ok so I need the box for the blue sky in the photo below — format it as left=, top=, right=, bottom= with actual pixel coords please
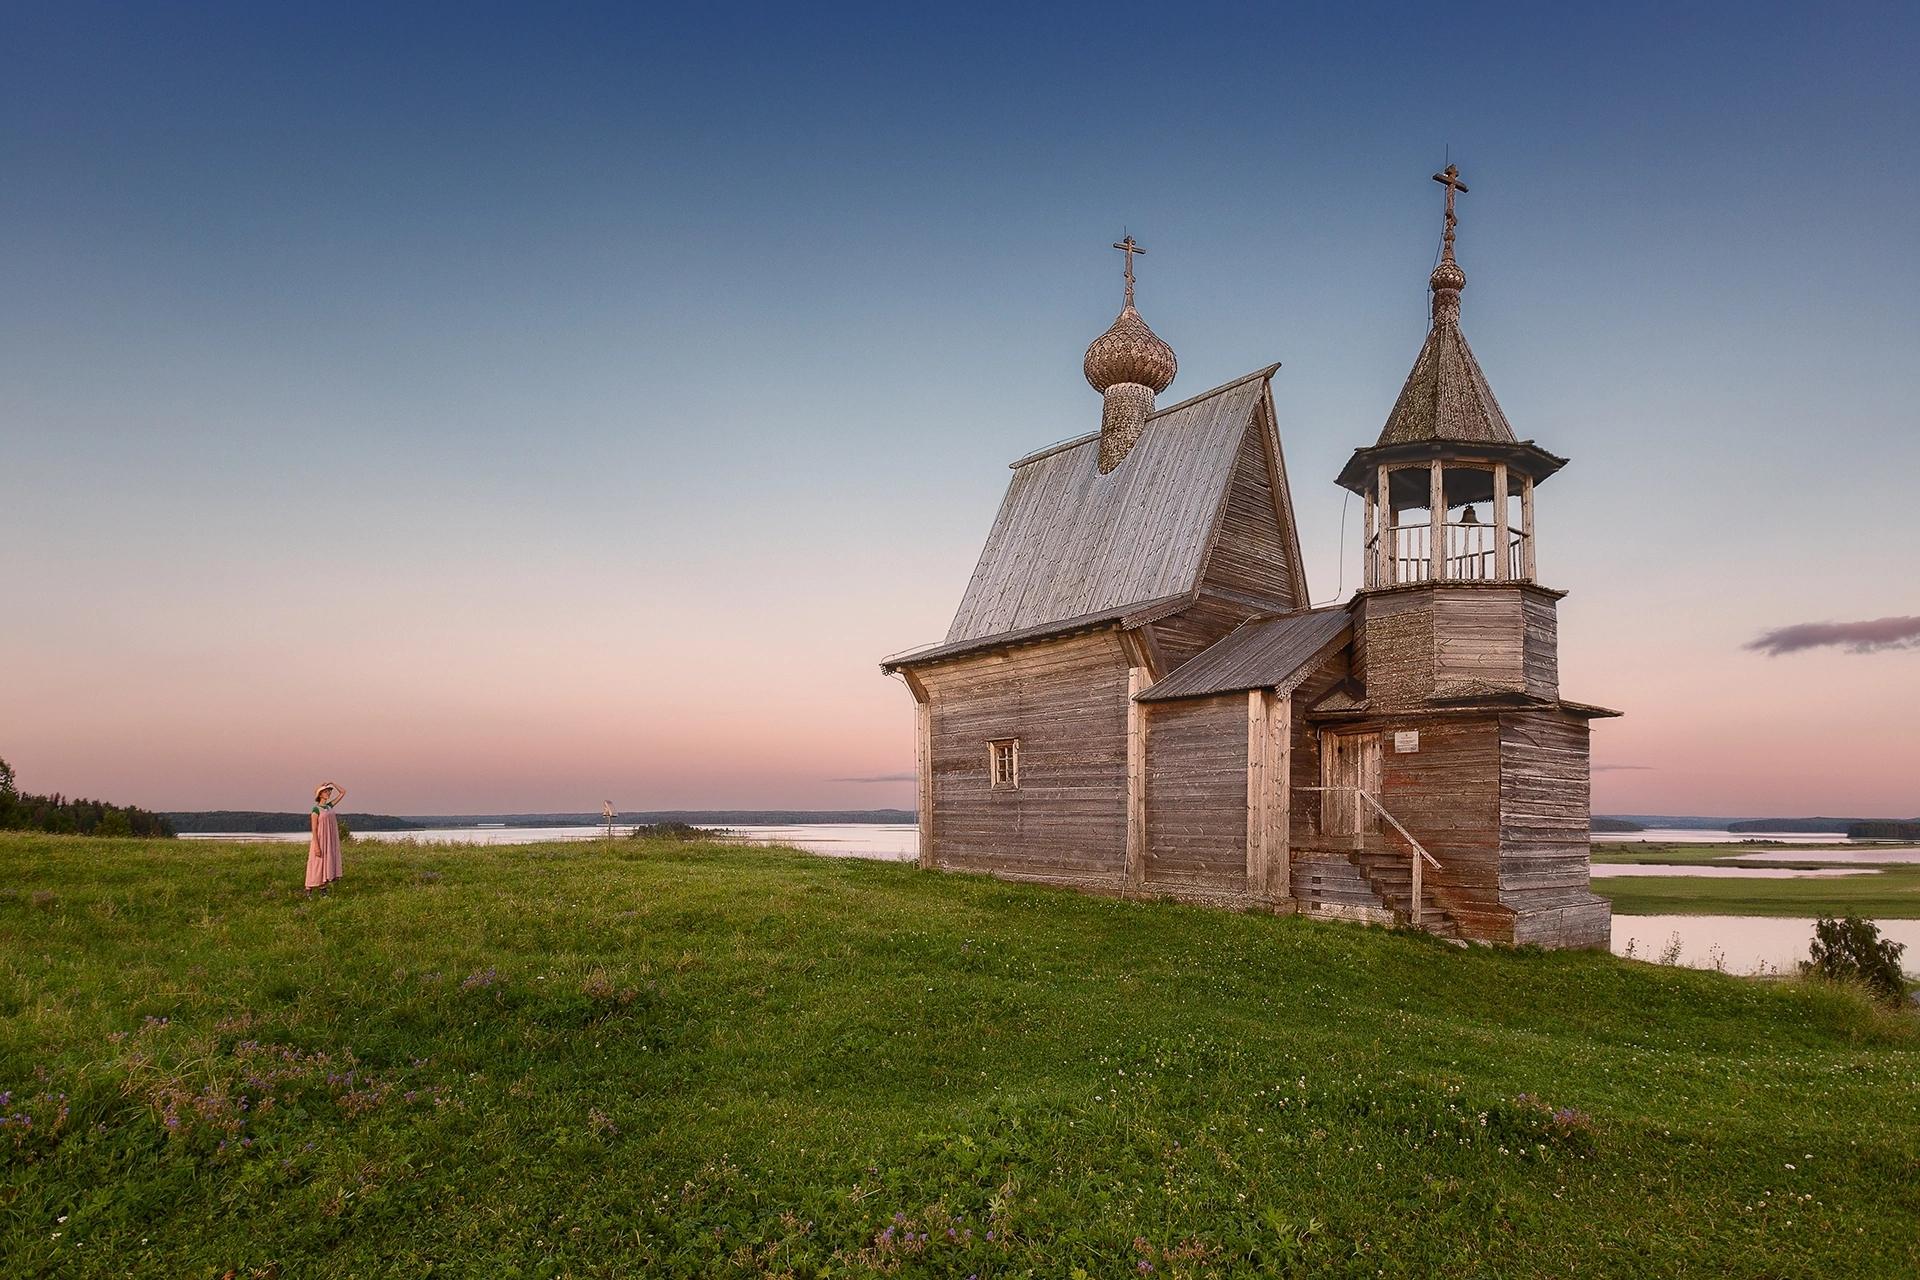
left=3, top=3, right=1916, bottom=813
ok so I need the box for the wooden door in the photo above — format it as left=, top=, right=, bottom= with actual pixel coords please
left=1320, top=731, right=1381, bottom=841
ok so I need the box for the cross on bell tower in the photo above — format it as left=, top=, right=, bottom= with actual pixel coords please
left=1432, top=164, right=1468, bottom=262
left=1111, top=234, right=1146, bottom=308
left=1337, top=162, right=1566, bottom=594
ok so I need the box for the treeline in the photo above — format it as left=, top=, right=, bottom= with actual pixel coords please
left=1726, top=816, right=1920, bottom=838
left=1728, top=817, right=1858, bottom=833
left=0, top=757, right=175, bottom=837
left=1848, top=819, right=1920, bottom=840
left=164, top=811, right=422, bottom=833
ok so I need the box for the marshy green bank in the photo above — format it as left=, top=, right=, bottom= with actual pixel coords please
left=2, top=833, right=1916, bottom=1277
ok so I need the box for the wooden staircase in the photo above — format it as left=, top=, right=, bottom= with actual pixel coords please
left=1347, top=849, right=1461, bottom=939
left=1295, top=785, right=1462, bottom=941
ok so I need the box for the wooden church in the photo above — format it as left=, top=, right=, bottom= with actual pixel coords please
left=883, top=168, right=1617, bottom=948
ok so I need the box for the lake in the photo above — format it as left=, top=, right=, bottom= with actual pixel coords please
left=1730, top=848, right=1920, bottom=865
left=182, top=822, right=923, bottom=856
left=1614, top=915, right=1920, bottom=977
left=1589, top=864, right=1873, bottom=879
left=1595, top=827, right=1856, bottom=844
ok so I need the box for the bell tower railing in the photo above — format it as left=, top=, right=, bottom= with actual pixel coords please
left=1368, top=523, right=1528, bottom=584
left=1363, top=459, right=1536, bottom=588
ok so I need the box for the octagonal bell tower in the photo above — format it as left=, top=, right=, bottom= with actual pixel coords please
left=1336, top=165, right=1569, bottom=708
left=1319, top=165, right=1614, bottom=950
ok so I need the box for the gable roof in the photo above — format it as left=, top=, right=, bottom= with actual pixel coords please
left=1375, top=309, right=1515, bottom=447
left=942, top=366, right=1279, bottom=648
left=1135, top=606, right=1351, bottom=702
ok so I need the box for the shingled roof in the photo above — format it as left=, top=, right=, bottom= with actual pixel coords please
left=1334, top=252, right=1566, bottom=499
left=936, top=366, right=1278, bottom=650
left=1374, top=311, right=1515, bottom=447
left=1135, top=606, right=1351, bottom=702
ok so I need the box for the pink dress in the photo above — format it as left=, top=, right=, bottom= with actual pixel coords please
left=306, top=803, right=341, bottom=889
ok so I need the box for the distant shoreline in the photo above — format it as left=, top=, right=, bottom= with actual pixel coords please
left=164, top=808, right=916, bottom=834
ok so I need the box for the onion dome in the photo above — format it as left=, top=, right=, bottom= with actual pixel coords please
left=1083, top=303, right=1178, bottom=394
left=1086, top=235, right=1177, bottom=474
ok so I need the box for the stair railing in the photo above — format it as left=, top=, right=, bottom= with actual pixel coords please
left=1298, top=787, right=1444, bottom=927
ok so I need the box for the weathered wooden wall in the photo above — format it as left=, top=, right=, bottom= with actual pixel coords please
left=914, top=629, right=1131, bottom=885
left=1287, top=657, right=1350, bottom=846
left=1432, top=590, right=1524, bottom=694
left=1520, top=592, right=1559, bottom=700
left=1498, top=709, right=1609, bottom=947
left=1375, top=716, right=1511, bottom=939
left=1358, top=585, right=1563, bottom=708
left=1353, top=590, right=1435, bottom=711
left=1148, top=593, right=1265, bottom=670
left=1141, top=692, right=1248, bottom=893
left=1147, top=415, right=1302, bottom=670
left=1199, top=423, right=1299, bottom=609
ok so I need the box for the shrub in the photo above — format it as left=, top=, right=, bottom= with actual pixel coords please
left=627, top=822, right=710, bottom=842
left=1802, top=916, right=1907, bottom=1004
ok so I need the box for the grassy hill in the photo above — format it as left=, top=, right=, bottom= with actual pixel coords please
left=2, top=834, right=1916, bottom=1277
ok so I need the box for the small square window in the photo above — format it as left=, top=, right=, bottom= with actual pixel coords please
left=989, top=738, right=1020, bottom=790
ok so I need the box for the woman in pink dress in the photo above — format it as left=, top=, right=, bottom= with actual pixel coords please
left=305, top=782, right=345, bottom=892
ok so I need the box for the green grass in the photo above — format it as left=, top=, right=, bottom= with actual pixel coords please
left=1593, top=843, right=1920, bottom=918
left=2, top=834, right=1917, bottom=1278
left=1596, top=867, right=1920, bottom=918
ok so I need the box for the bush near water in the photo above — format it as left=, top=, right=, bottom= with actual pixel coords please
left=1, top=831, right=1916, bottom=1277
left=1803, top=915, right=1908, bottom=1003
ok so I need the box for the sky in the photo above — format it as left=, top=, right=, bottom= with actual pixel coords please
left=3, top=2, right=1917, bottom=817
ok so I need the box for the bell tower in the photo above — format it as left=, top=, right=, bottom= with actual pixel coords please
left=1314, top=164, right=1615, bottom=950
left=1335, top=165, right=1569, bottom=707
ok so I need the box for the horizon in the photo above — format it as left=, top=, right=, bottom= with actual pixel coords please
left=151, top=805, right=1911, bottom=826
left=4, top=3, right=1918, bottom=817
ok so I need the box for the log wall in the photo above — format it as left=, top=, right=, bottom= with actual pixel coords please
left=1199, top=424, right=1299, bottom=609
left=1432, top=590, right=1525, bottom=694
left=1357, top=584, right=1563, bottom=707
left=1141, top=692, right=1248, bottom=892
left=914, top=629, right=1131, bottom=884
left=1499, top=708, right=1609, bottom=947
left=1520, top=592, right=1560, bottom=700
left=1148, top=416, right=1301, bottom=670
left=1149, top=592, right=1271, bottom=670
left=1377, top=717, right=1504, bottom=896
left=1354, top=591, right=1433, bottom=711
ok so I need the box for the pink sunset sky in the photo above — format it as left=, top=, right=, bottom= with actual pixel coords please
left=3, top=7, right=1916, bottom=818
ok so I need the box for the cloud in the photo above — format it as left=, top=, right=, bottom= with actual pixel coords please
left=1745, top=616, right=1920, bottom=656
left=1593, top=764, right=1655, bottom=772
left=832, top=772, right=917, bottom=783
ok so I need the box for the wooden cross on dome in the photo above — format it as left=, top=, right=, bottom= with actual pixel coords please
left=1432, top=164, right=1468, bottom=260
left=1111, top=234, right=1146, bottom=307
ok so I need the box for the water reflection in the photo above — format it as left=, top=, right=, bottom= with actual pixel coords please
left=715, top=824, right=918, bottom=861
left=1612, top=915, right=1920, bottom=977
left=1594, top=828, right=1865, bottom=844
left=1590, top=865, right=1872, bottom=879
left=1730, top=848, right=1920, bottom=865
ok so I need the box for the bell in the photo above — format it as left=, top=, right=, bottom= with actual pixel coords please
left=1460, top=505, right=1479, bottom=524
